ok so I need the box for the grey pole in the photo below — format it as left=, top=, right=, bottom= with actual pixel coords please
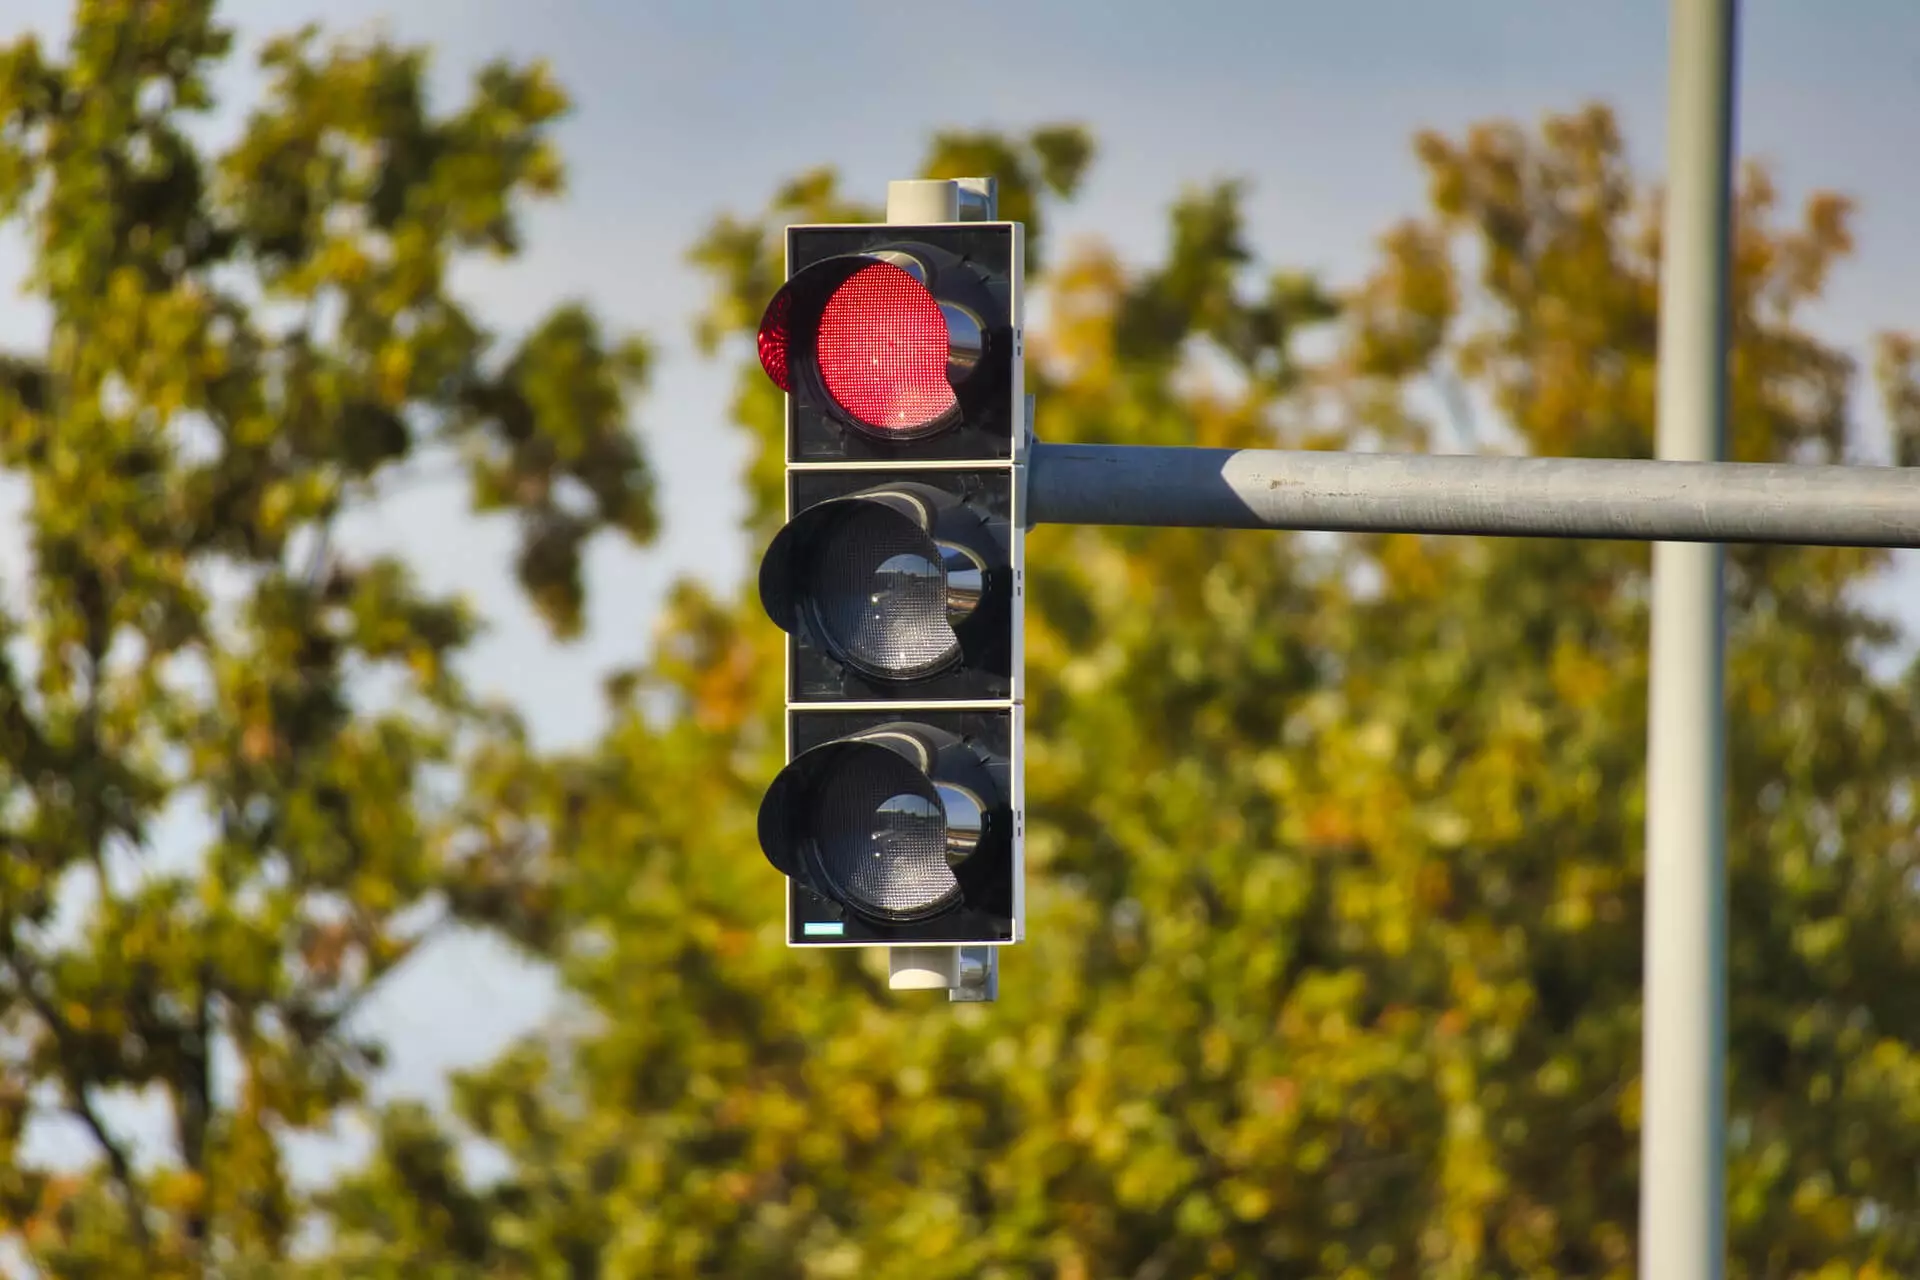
left=1026, top=444, right=1920, bottom=548
left=1643, top=0, right=1737, bottom=1274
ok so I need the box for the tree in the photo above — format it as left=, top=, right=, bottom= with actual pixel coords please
left=0, top=2, right=655, bottom=1274
left=316, top=100, right=1920, bottom=1279
left=14, top=7, right=1920, bottom=1271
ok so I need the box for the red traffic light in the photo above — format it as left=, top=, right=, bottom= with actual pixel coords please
left=815, top=263, right=955, bottom=431
left=756, top=243, right=992, bottom=444
left=759, top=217, right=1024, bottom=956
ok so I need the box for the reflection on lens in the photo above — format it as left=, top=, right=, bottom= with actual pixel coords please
left=805, top=507, right=960, bottom=679
left=871, top=792, right=942, bottom=859
left=812, top=763, right=959, bottom=919
left=872, top=551, right=942, bottom=615
left=933, top=782, right=984, bottom=863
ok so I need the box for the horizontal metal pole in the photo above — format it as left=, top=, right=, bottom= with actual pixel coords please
left=1026, top=443, right=1920, bottom=548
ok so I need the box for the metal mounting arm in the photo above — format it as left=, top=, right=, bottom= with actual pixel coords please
left=1027, top=442, right=1920, bottom=548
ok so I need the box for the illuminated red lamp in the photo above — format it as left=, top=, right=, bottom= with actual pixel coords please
left=756, top=246, right=986, bottom=443
left=757, top=289, right=791, bottom=394
left=816, top=264, right=957, bottom=431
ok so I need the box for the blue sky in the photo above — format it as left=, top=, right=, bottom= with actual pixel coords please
left=2, top=0, right=1918, bottom=1187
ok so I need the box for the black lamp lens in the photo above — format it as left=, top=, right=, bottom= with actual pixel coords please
left=803, top=506, right=959, bottom=680
left=809, top=755, right=957, bottom=921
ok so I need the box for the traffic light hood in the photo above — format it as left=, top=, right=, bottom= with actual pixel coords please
left=758, top=721, right=1008, bottom=925
left=758, top=481, right=1006, bottom=685
left=757, top=242, right=1002, bottom=442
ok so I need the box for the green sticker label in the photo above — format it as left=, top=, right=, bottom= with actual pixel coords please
left=802, top=921, right=845, bottom=937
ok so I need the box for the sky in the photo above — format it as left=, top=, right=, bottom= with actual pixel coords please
left=2, top=0, right=1919, bottom=1194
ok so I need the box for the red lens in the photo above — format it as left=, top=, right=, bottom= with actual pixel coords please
left=816, top=263, right=956, bottom=431
left=757, top=289, right=792, bottom=391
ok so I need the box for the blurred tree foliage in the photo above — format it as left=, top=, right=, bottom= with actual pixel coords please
left=0, top=1, right=654, bottom=1274
left=309, top=98, right=1920, bottom=1280
left=8, top=3, right=1920, bottom=1278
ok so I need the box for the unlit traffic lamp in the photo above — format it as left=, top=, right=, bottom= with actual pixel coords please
left=758, top=478, right=1013, bottom=702
left=758, top=719, right=1012, bottom=927
left=754, top=202, right=1025, bottom=973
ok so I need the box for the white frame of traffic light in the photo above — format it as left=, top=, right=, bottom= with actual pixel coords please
left=769, top=196, right=1030, bottom=973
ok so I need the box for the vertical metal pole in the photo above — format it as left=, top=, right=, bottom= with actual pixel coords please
left=1641, top=0, right=1737, bottom=1276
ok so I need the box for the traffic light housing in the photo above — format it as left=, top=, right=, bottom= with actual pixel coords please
left=760, top=712, right=1015, bottom=940
left=759, top=472, right=1014, bottom=704
left=759, top=228, right=1020, bottom=462
left=755, top=213, right=1025, bottom=959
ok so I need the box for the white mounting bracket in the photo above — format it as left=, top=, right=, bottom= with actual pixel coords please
left=889, top=945, right=998, bottom=1002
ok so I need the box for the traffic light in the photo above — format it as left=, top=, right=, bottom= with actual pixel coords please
left=754, top=202, right=1025, bottom=974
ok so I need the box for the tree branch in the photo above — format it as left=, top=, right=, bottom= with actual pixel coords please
left=77, top=561, right=121, bottom=921
left=69, top=1081, right=150, bottom=1248
left=171, top=961, right=215, bottom=1257
left=3, top=954, right=154, bottom=1253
